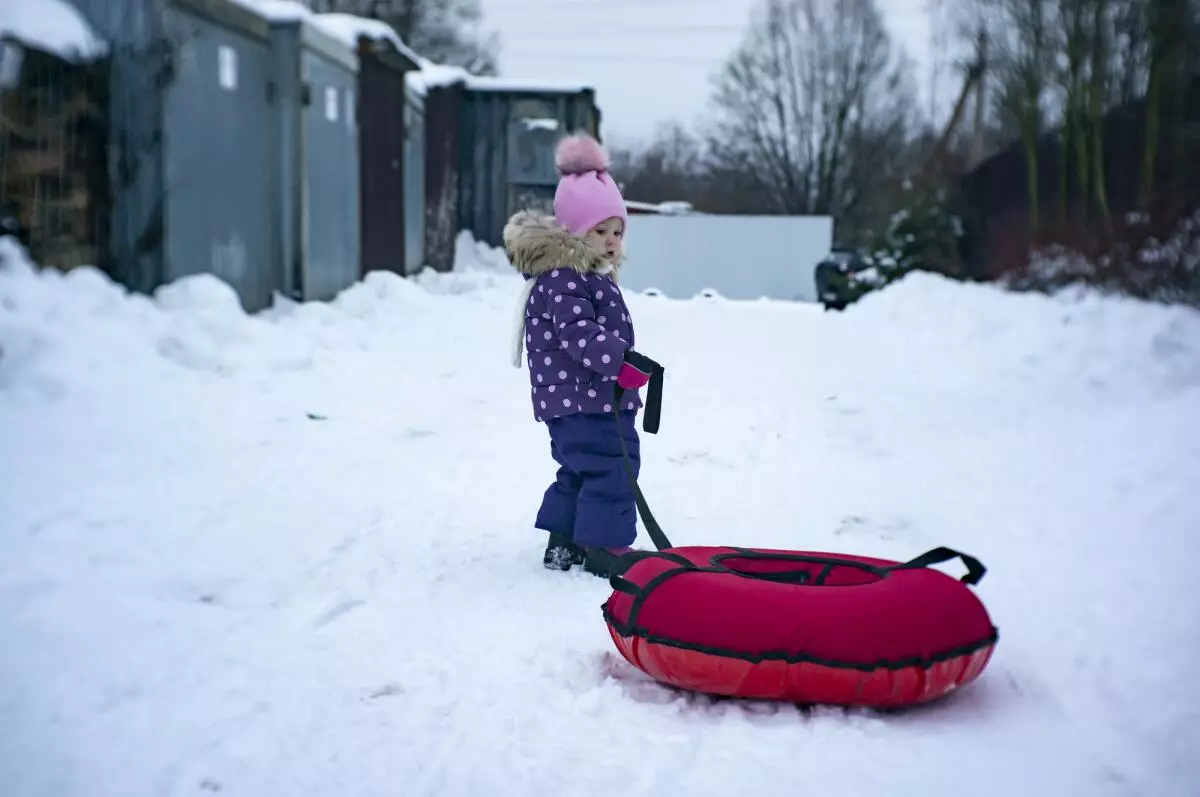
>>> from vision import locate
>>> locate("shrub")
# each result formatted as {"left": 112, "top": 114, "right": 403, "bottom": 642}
{"left": 990, "top": 202, "right": 1200, "bottom": 307}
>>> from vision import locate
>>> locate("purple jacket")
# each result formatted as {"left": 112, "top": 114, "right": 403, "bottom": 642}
{"left": 503, "top": 210, "right": 643, "bottom": 423}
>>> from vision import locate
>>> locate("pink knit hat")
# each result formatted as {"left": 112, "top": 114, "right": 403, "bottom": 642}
{"left": 553, "top": 133, "right": 628, "bottom": 237}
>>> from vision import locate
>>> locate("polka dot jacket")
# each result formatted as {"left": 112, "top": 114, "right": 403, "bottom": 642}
{"left": 503, "top": 210, "right": 643, "bottom": 423}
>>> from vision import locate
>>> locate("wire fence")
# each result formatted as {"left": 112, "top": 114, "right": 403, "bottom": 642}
{"left": 0, "top": 37, "right": 111, "bottom": 273}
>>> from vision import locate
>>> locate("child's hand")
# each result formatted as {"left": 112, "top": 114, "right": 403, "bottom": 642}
{"left": 617, "top": 350, "right": 658, "bottom": 390}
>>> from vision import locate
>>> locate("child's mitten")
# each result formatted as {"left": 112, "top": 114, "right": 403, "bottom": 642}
{"left": 617, "top": 350, "right": 658, "bottom": 390}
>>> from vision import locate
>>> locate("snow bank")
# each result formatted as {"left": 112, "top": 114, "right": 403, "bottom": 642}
{"left": 0, "top": 242, "right": 315, "bottom": 402}
{"left": 0, "top": 0, "right": 108, "bottom": 62}
{"left": 0, "top": 238, "right": 447, "bottom": 402}
{"left": 0, "top": 232, "right": 525, "bottom": 404}
{"left": 840, "top": 270, "right": 1200, "bottom": 402}
{"left": 4, "top": 229, "right": 1196, "bottom": 412}
{"left": 3, "top": 233, "right": 1199, "bottom": 797}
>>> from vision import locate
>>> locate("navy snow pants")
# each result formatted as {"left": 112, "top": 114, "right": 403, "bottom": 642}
{"left": 535, "top": 411, "right": 640, "bottom": 548}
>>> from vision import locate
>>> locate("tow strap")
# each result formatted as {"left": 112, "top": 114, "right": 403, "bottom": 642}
{"left": 612, "top": 357, "right": 672, "bottom": 552}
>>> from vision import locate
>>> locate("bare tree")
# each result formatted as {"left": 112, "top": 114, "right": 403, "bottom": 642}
{"left": 976, "top": 0, "right": 1055, "bottom": 232}
{"left": 305, "top": 0, "right": 500, "bottom": 74}
{"left": 1111, "top": 0, "right": 1152, "bottom": 105}
{"left": 956, "top": 0, "right": 1200, "bottom": 220}
{"left": 702, "top": 0, "right": 918, "bottom": 240}
{"left": 1141, "top": 0, "right": 1196, "bottom": 206}
{"left": 609, "top": 122, "right": 706, "bottom": 205}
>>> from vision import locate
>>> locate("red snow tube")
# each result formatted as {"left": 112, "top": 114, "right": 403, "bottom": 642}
{"left": 602, "top": 545, "right": 998, "bottom": 708}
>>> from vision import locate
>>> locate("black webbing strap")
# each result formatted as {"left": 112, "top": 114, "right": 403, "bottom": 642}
{"left": 886, "top": 546, "right": 988, "bottom": 585}
{"left": 641, "top": 365, "right": 664, "bottom": 435}
{"left": 612, "top": 358, "right": 672, "bottom": 552}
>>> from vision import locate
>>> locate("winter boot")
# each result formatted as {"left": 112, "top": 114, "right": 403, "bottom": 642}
{"left": 543, "top": 534, "right": 585, "bottom": 571}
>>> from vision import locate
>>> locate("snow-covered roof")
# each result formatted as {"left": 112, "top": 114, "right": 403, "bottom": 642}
{"left": 406, "top": 61, "right": 594, "bottom": 97}
{"left": 313, "top": 13, "right": 421, "bottom": 66}
{"left": 224, "top": 0, "right": 589, "bottom": 99}
{"left": 0, "top": 0, "right": 108, "bottom": 63}
{"left": 227, "top": 1, "right": 420, "bottom": 65}
{"left": 227, "top": 0, "right": 309, "bottom": 23}
{"left": 465, "top": 75, "right": 594, "bottom": 94}
{"left": 625, "top": 200, "right": 696, "bottom": 215}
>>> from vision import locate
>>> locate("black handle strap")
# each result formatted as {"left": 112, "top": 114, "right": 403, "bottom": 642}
{"left": 642, "top": 365, "right": 663, "bottom": 435}
{"left": 613, "top": 357, "right": 672, "bottom": 552}
{"left": 887, "top": 546, "right": 987, "bottom": 586}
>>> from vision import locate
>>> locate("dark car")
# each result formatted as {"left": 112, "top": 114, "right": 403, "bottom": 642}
{"left": 813, "top": 249, "right": 884, "bottom": 311}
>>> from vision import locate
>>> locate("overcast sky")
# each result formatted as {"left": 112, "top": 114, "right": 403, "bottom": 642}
{"left": 481, "top": 0, "right": 958, "bottom": 148}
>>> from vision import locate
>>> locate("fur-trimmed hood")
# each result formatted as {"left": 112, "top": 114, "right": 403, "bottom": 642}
{"left": 502, "top": 210, "right": 624, "bottom": 280}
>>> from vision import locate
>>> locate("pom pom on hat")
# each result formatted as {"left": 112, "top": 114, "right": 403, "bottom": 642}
{"left": 555, "top": 133, "right": 610, "bottom": 176}
{"left": 552, "top": 131, "right": 628, "bottom": 236}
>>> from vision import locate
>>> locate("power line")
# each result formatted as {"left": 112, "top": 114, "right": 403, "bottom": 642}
{"left": 490, "top": 0, "right": 728, "bottom": 9}
{"left": 489, "top": 0, "right": 932, "bottom": 12}
{"left": 496, "top": 11, "right": 937, "bottom": 42}
{"left": 504, "top": 23, "right": 747, "bottom": 37}
{"left": 510, "top": 51, "right": 722, "bottom": 65}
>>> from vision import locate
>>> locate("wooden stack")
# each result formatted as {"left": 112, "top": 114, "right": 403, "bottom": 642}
{"left": 0, "top": 39, "right": 110, "bottom": 272}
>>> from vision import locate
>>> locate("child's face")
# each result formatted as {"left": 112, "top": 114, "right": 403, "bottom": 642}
{"left": 585, "top": 217, "right": 624, "bottom": 263}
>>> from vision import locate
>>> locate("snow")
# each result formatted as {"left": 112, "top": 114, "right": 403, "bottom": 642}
{"left": 1023, "top": 209, "right": 1200, "bottom": 307}
{"left": 226, "top": 0, "right": 310, "bottom": 23}
{"left": 521, "top": 117, "right": 561, "bottom": 131}
{"left": 626, "top": 200, "right": 696, "bottom": 215}
{"left": 2, "top": 232, "right": 1200, "bottom": 796}
{"left": 0, "top": 0, "right": 108, "bottom": 63}
{"left": 222, "top": 1, "right": 587, "bottom": 99}
{"left": 404, "top": 61, "right": 471, "bottom": 95}
{"left": 462, "top": 75, "right": 594, "bottom": 94}
{"left": 226, "top": 0, "right": 421, "bottom": 65}
{"left": 406, "top": 61, "right": 594, "bottom": 97}
{"left": 311, "top": 12, "right": 421, "bottom": 66}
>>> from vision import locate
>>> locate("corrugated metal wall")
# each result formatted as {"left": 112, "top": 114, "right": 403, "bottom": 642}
{"left": 299, "top": 33, "right": 359, "bottom": 301}
{"left": 268, "top": 20, "right": 359, "bottom": 303}
{"left": 66, "top": 0, "right": 166, "bottom": 295}
{"left": 66, "top": 0, "right": 280, "bottom": 310}
{"left": 422, "top": 85, "right": 598, "bottom": 272}
{"left": 42, "top": 1, "right": 603, "bottom": 302}
{"left": 457, "top": 90, "right": 504, "bottom": 249}
{"left": 357, "top": 47, "right": 409, "bottom": 277}
{"left": 456, "top": 89, "right": 599, "bottom": 249}
{"left": 0, "top": 41, "right": 111, "bottom": 273}
{"left": 422, "top": 82, "right": 462, "bottom": 273}
{"left": 161, "top": 1, "right": 276, "bottom": 310}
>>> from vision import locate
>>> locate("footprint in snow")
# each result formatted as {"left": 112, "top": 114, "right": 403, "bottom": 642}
{"left": 667, "top": 450, "right": 720, "bottom": 466}
{"left": 832, "top": 515, "right": 909, "bottom": 541}
{"left": 311, "top": 598, "right": 366, "bottom": 629}
{"left": 365, "top": 682, "right": 405, "bottom": 701}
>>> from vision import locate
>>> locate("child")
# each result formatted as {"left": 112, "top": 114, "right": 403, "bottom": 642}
{"left": 503, "top": 132, "right": 658, "bottom": 574}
